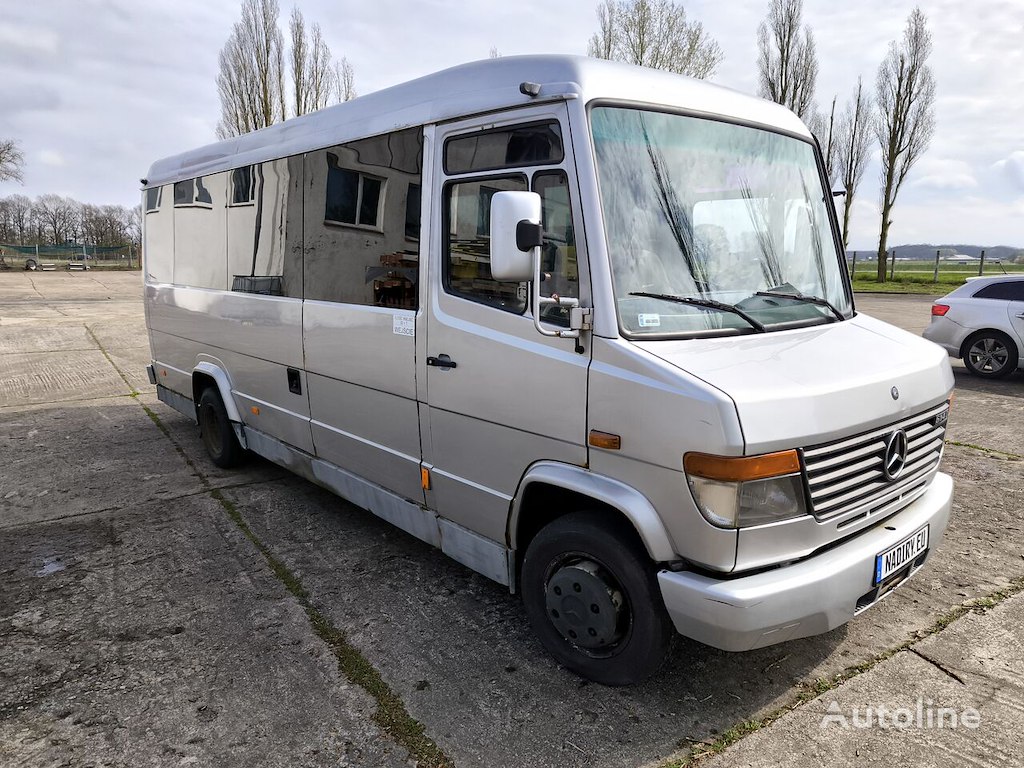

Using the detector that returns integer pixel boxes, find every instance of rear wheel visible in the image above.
[962,331,1018,378]
[197,387,246,468]
[521,511,673,686]
[25,259,37,271]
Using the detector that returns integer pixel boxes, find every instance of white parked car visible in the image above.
[924,275,1024,378]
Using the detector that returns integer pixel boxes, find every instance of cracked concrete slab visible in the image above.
[0,496,408,768]
[0,398,208,528]
[695,592,1024,768]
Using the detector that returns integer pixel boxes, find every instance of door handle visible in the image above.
[426,354,457,370]
[1016,313,1024,319]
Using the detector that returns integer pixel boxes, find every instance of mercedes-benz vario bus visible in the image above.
[143,55,954,685]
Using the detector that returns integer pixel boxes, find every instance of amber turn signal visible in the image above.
[588,430,621,450]
[684,450,801,482]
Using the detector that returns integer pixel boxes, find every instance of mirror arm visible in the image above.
[531,246,580,340]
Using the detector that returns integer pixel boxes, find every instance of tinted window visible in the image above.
[325,159,361,224]
[534,170,579,304]
[174,178,213,207]
[173,180,193,206]
[305,127,423,308]
[973,281,1024,301]
[231,166,255,205]
[405,183,421,239]
[145,186,161,212]
[174,172,227,289]
[445,122,563,174]
[227,158,304,298]
[444,175,528,312]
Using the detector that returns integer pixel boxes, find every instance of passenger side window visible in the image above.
[444,175,528,313]
[304,127,423,308]
[974,281,1024,301]
[533,171,579,301]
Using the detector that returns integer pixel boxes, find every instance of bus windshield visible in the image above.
[591,106,852,338]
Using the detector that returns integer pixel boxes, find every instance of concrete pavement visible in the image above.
[1,272,1021,767]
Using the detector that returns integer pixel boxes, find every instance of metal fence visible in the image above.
[0,244,136,270]
[847,250,1024,283]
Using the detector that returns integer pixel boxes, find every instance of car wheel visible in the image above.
[521,511,673,686]
[25,259,37,271]
[962,331,1018,378]
[198,387,246,468]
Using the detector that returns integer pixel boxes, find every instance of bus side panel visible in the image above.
[146,284,314,454]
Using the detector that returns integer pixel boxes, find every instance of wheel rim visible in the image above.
[544,556,630,655]
[199,403,222,457]
[968,337,1009,373]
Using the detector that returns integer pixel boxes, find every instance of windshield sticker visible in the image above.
[638,313,661,328]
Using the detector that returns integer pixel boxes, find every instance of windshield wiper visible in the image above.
[754,290,845,322]
[629,292,767,333]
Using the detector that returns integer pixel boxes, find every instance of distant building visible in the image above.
[942,254,979,263]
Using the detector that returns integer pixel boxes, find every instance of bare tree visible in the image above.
[874,7,935,281]
[289,6,309,117]
[489,46,501,59]
[757,0,818,119]
[216,0,286,139]
[1,194,32,244]
[1,139,25,183]
[290,7,338,116]
[335,58,356,102]
[808,95,838,183]
[587,0,618,60]
[587,0,723,79]
[126,205,143,251]
[34,195,81,245]
[834,77,874,249]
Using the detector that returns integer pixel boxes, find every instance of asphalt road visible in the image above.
[1,272,1021,767]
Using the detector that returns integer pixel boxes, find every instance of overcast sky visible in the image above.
[1,0,1022,250]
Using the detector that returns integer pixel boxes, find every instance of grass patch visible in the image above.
[659,575,1024,767]
[852,279,946,295]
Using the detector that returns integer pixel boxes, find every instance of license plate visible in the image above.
[874,525,929,585]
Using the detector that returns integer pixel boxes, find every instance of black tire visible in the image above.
[197,387,246,468]
[962,330,1018,378]
[25,259,37,271]
[520,511,673,686]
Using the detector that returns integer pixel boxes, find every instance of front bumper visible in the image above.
[658,472,953,652]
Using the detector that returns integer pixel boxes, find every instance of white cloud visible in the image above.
[37,150,64,167]
[910,158,979,191]
[994,152,1024,191]
[0,24,59,56]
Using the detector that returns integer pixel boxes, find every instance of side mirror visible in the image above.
[490,191,541,282]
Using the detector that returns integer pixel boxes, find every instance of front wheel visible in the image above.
[197,387,246,468]
[25,259,38,271]
[962,331,1018,378]
[521,512,673,686]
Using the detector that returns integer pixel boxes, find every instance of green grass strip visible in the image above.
[210,488,453,768]
[659,576,1024,767]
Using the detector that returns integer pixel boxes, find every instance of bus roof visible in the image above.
[145,54,809,188]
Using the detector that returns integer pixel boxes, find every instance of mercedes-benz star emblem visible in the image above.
[882,430,909,481]
[890,386,900,401]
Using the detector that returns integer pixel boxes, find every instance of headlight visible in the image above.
[684,451,809,528]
